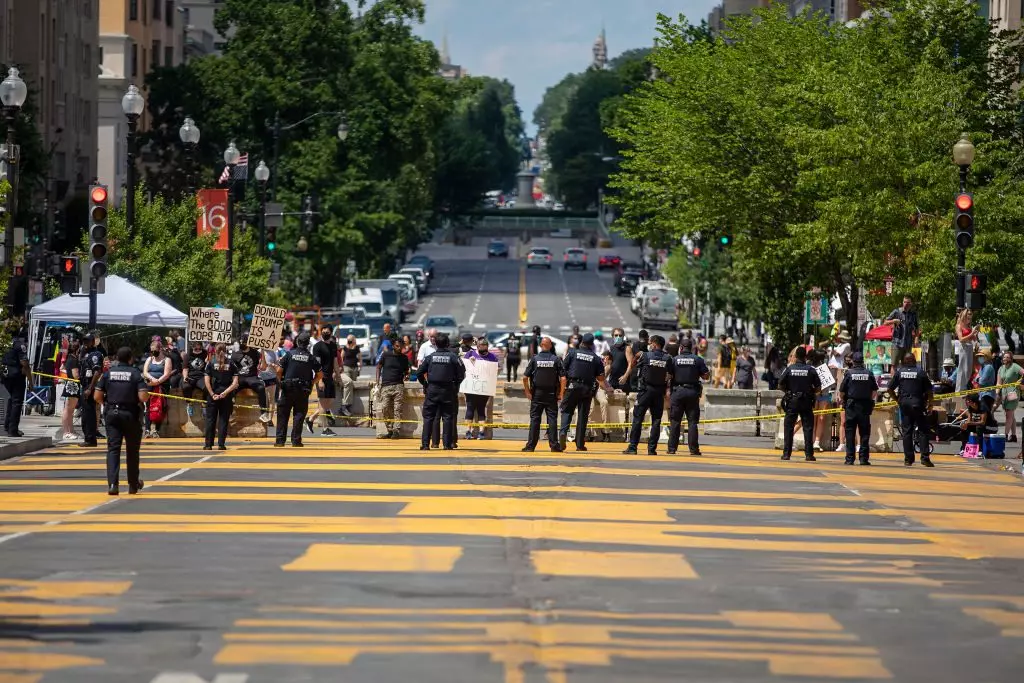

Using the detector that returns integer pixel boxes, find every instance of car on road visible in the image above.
[639,286,680,329]
[553,202,565,211]
[408,255,434,280]
[615,270,643,296]
[487,240,510,258]
[631,280,673,315]
[333,324,373,364]
[489,331,569,357]
[619,260,648,277]
[598,253,621,271]
[398,266,429,294]
[526,247,553,269]
[423,315,460,340]
[563,248,587,270]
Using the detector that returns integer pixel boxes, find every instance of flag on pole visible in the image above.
[218,153,250,184]
[218,165,230,184]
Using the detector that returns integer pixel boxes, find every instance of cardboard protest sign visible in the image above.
[815,364,836,391]
[460,357,499,397]
[249,304,287,350]
[188,307,233,344]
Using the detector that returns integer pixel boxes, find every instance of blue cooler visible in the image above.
[983,434,1006,459]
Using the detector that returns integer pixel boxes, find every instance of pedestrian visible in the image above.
[142,337,172,438]
[526,325,542,360]
[667,337,710,456]
[592,330,610,356]
[623,334,671,455]
[714,335,734,388]
[939,357,958,390]
[275,332,323,448]
[778,346,822,462]
[169,329,186,353]
[625,329,650,392]
[308,325,342,433]
[180,339,208,417]
[810,349,833,452]
[1,336,30,437]
[956,394,998,455]
[558,333,607,452]
[459,332,474,356]
[200,343,237,450]
[375,338,409,439]
[838,352,877,466]
[59,337,82,441]
[732,346,757,390]
[522,336,564,452]
[663,333,679,357]
[93,346,148,495]
[165,338,183,392]
[587,351,614,443]
[974,348,997,413]
[886,296,920,367]
[505,332,521,382]
[463,337,499,439]
[260,342,280,422]
[339,333,362,411]
[888,352,934,467]
[78,332,106,447]
[232,334,272,424]
[996,351,1022,443]
[763,343,781,391]
[607,328,630,393]
[416,329,438,364]
[955,309,979,392]
[417,333,465,451]
[374,322,395,365]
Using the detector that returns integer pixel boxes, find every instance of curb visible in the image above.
[0,437,54,462]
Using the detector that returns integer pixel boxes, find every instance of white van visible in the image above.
[640,287,680,329]
[344,288,384,317]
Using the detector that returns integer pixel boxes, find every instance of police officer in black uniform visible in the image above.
[275,332,322,447]
[522,336,563,452]
[837,351,877,466]
[417,333,466,450]
[779,346,822,461]
[1,336,30,437]
[79,333,106,447]
[94,347,149,495]
[667,337,710,456]
[888,352,934,467]
[624,334,671,455]
[558,333,607,452]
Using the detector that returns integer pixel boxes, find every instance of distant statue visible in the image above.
[521,140,533,171]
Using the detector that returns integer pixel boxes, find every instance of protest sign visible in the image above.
[249,304,287,350]
[460,357,499,397]
[188,307,233,344]
[814,364,836,391]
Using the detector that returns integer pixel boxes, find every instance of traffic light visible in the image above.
[59,255,80,294]
[718,234,733,252]
[88,184,108,284]
[954,192,974,250]
[266,220,277,253]
[965,271,986,310]
[691,246,702,259]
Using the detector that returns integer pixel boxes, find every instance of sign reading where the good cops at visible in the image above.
[188,307,233,344]
[248,304,287,350]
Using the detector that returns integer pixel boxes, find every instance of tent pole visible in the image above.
[88,277,97,329]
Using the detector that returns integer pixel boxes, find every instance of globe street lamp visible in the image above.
[121,85,145,237]
[178,116,201,195]
[337,119,350,142]
[1,66,27,265]
[952,133,976,310]
[270,111,348,200]
[254,160,270,256]
[222,142,242,279]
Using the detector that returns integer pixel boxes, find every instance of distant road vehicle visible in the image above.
[487,241,510,258]
[553,202,565,211]
[333,324,373,364]
[639,287,680,330]
[563,248,587,270]
[408,255,434,280]
[398,266,428,294]
[489,331,569,357]
[615,270,643,296]
[526,247,553,269]
[598,253,621,271]
[424,315,460,340]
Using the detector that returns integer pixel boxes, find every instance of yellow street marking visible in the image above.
[530,550,698,579]
[0,674,43,683]
[867,492,1024,513]
[0,601,117,617]
[961,608,1024,637]
[0,580,132,601]
[282,544,463,573]
[895,510,1024,534]
[930,593,1024,609]
[0,651,104,670]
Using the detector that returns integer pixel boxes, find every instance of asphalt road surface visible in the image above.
[1,438,1023,682]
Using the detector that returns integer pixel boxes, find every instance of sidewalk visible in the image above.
[0,414,56,460]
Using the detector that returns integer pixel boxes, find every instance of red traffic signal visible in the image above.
[90,186,108,204]
[692,247,702,258]
[63,257,76,273]
[955,193,973,211]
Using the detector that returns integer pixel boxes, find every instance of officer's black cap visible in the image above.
[461,332,474,342]
[296,332,311,347]
[852,352,864,364]
[581,333,595,345]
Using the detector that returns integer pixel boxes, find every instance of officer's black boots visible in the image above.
[129,479,144,495]
[780,454,791,460]
[622,447,637,455]
[921,457,935,467]
[805,454,816,462]
[108,484,119,496]
[845,456,855,465]
[559,433,567,451]
[522,446,534,452]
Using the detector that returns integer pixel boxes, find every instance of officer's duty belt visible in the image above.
[108,404,139,410]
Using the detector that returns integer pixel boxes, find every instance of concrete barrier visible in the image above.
[502,383,628,442]
[170,387,269,439]
[772,401,895,453]
[704,388,758,436]
[759,390,784,436]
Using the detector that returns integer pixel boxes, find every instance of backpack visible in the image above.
[720,345,733,367]
[147,387,167,424]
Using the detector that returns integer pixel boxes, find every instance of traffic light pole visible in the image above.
[225,166,235,280]
[956,166,968,309]
[88,277,97,329]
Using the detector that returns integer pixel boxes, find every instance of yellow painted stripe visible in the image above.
[282,544,463,572]
[530,550,698,579]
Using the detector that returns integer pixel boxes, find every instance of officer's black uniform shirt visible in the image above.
[637,349,671,388]
[839,365,877,401]
[671,353,709,387]
[231,348,261,378]
[563,348,603,382]
[779,362,821,396]
[81,347,106,386]
[417,349,465,385]
[379,350,410,386]
[2,342,28,378]
[185,350,208,377]
[281,346,321,384]
[96,362,147,409]
[524,350,563,390]
[314,338,339,375]
[205,359,239,394]
[890,364,931,405]
[342,345,360,368]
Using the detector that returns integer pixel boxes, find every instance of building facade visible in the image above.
[180,0,225,61]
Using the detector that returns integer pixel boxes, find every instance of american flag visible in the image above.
[218,153,250,184]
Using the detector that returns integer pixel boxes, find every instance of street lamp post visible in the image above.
[952,133,976,310]
[254,160,270,256]
[121,85,145,237]
[179,116,201,195]
[269,111,348,200]
[223,142,240,280]
[1,66,27,267]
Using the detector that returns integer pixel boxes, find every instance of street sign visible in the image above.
[804,297,828,325]
[884,276,894,295]
[264,202,283,228]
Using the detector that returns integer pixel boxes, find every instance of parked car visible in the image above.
[631,280,672,315]
[398,266,428,294]
[615,270,643,296]
[489,331,569,357]
[526,247,553,269]
[487,240,510,258]
[553,202,565,211]
[598,253,622,271]
[408,255,434,280]
[563,248,587,270]
[639,287,680,329]
[423,315,460,340]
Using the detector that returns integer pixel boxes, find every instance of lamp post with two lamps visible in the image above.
[179,116,201,195]
[1,66,27,266]
[121,85,145,237]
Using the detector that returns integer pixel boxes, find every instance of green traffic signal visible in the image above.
[267,242,276,252]
[720,235,730,245]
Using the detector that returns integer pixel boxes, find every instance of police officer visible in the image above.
[837,351,877,466]
[622,329,650,394]
[623,334,671,455]
[888,352,934,467]
[522,336,564,452]
[558,333,607,452]
[275,332,322,447]
[79,332,106,447]
[1,336,30,437]
[417,333,466,450]
[779,346,822,461]
[667,337,710,456]
[93,347,149,495]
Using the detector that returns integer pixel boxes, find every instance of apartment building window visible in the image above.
[131,43,138,77]
[153,40,161,67]
[153,0,161,21]
[165,0,174,26]
[165,45,173,67]
[130,0,138,21]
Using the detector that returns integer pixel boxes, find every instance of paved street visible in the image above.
[1,438,1023,682]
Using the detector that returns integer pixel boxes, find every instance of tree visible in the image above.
[533,72,583,135]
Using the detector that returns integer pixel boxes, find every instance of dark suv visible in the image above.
[487,241,509,258]
[615,270,643,296]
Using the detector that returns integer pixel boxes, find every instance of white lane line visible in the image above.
[593,269,629,329]
[414,273,449,326]
[0,450,219,547]
[557,266,577,326]
[466,264,490,326]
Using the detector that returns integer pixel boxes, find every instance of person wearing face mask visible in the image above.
[203,343,239,451]
[307,325,342,434]
[180,340,208,418]
[142,337,172,438]
[463,337,499,439]
[231,333,271,424]
[608,328,630,394]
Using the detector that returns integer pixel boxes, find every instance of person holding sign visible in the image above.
[275,332,323,448]
[203,344,239,451]
[232,334,271,424]
[837,352,877,466]
[462,338,499,440]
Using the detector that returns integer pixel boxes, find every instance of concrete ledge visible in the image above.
[0,436,53,461]
[704,388,758,436]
